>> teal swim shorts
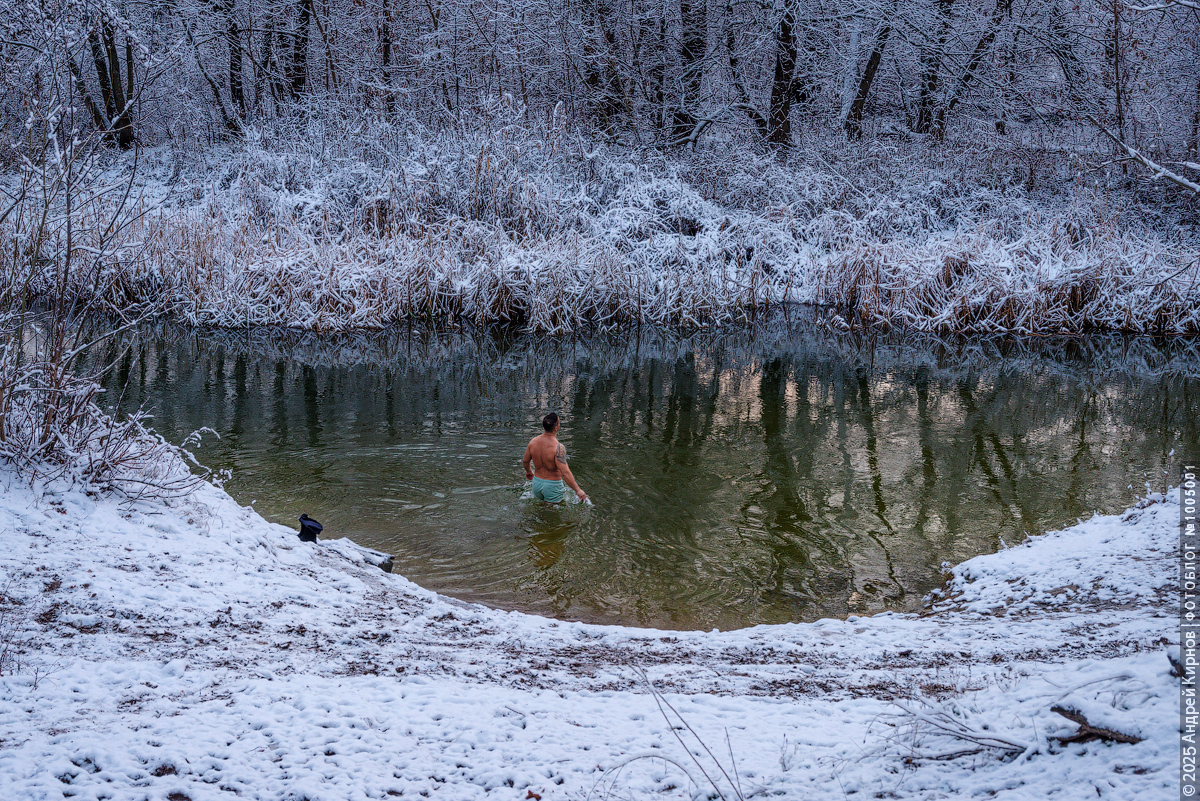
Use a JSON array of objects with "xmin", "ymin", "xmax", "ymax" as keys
[{"xmin": 532, "ymin": 476, "xmax": 565, "ymax": 503}]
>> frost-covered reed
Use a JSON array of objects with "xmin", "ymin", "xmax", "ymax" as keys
[
  {"xmin": 813, "ymin": 220, "xmax": 1199, "ymax": 334},
  {"xmin": 123, "ymin": 208, "xmax": 775, "ymax": 333},
  {"xmin": 2, "ymin": 111, "xmax": 1196, "ymax": 335}
]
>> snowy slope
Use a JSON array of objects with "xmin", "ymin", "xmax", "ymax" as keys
[{"xmin": 0, "ymin": 470, "xmax": 1178, "ymax": 800}]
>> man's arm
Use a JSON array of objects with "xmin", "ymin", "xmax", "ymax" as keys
[
  {"xmin": 556, "ymin": 443, "xmax": 587, "ymax": 501},
  {"xmin": 522, "ymin": 443, "xmax": 534, "ymax": 480}
]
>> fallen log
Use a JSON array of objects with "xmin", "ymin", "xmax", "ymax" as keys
[{"xmin": 1051, "ymin": 706, "xmax": 1142, "ymax": 745}]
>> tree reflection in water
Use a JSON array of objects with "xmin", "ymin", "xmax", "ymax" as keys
[{"xmin": 88, "ymin": 317, "xmax": 1200, "ymax": 630}]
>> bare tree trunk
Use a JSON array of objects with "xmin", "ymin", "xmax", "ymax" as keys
[
  {"xmin": 86, "ymin": 13, "xmax": 135, "ymax": 148},
  {"xmin": 1048, "ymin": 2, "xmax": 1087, "ymax": 110},
  {"xmin": 650, "ymin": 12, "xmax": 666, "ymax": 133},
  {"xmin": 844, "ymin": 21, "xmax": 890, "ymax": 139},
  {"xmin": 288, "ymin": 0, "xmax": 314, "ymax": 101},
  {"xmin": 671, "ymin": 0, "xmax": 706, "ymax": 142},
  {"xmin": 995, "ymin": 22, "xmax": 1018, "ymax": 134},
  {"xmin": 380, "ymin": 0, "xmax": 394, "ymax": 116},
  {"xmin": 310, "ymin": 1, "xmax": 339, "ymax": 93},
  {"xmin": 102, "ymin": 18, "xmax": 126, "ymax": 124},
  {"xmin": 767, "ymin": 2, "xmax": 798, "ymax": 146},
  {"xmin": 515, "ymin": 12, "xmax": 530, "ymax": 117},
  {"xmin": 581, "ymin": 0, "xmax": 625, "ymax": 132},
  {"xmin": 418, "ymin": 0, "xmax": 452, "ymax": 113},
  {"xmin": 184, "ymin": 16, "xmax": 240, "ymax": 135},
  {"xmin": 915, "ymin": 0, "xmax": 954, "ymax": 133},
  {"xmin": 125, "ymin": 36, "xmax": 134, "ymax": 106},
  {"xmin": 88, "ymin": 22, "xmax": 116, "ymax": 122},
  {"xmin": 255, "ymin": 20, "xmax": 279, "ymax": 112},
  {"xmin": 1111, "ymin": 0, "xmax": 1126, "ymax": 170},
  {"xmin": 726, "ymin": 2, "xmax": 769, "ymax": 139},
  {"xmin": 1191, "ymin": 72, "xmax": 1200, "ymax": 159},
  {"xmin": 225, "ymin": 0, "xmax": 246, "ymax": 119},
  {"xmin": 69, "ymin": 58, "xmax": 108, "ymax": 132},
  {"xmin": 937, "ymin": 0, "xmax": 1008, "ymax": 137},
  {"xmin": 790, "ymin": 23, "xmax": 817, "ymax": 110},
  {"xmin": 112, "ymin": 32, "xmax": 135, "ymax": 148}
]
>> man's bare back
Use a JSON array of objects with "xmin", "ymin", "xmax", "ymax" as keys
[
  {"xmin": 526, "ymin": 434, "xmax": 566, "ymax": 480},
  {"xmin": 522, "ymin": 413, "xmax": 587, "ymax": 503}
]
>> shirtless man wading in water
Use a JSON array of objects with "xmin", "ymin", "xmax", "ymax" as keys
[{"xmin": 522, "ymin": 412, "xmax": 587, "ymax": 504}]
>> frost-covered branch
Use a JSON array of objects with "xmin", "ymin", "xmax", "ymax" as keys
[
  {"xmin": 886, "ymin": 698, "xmax": 1034, "ymax": 759},
  {"xmin": 1086, "ymin": 114, "xmax": 1200, "ymax": 196},
  {"xmin": 1126, "ymin": 1, "xmax": 1199, "ymax": 10}
]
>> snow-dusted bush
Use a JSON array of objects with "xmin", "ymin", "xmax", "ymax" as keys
[
  {"xmin": 0, "ymin": 98, "xmax": 218, "ymax": 495},
  {"xmin": 813, "ymin": 218, "xmax": 1198, "ymax": 334},
  {"xmin": 0, "ymin": 312, "xmax": 217, "ymax": 495},
  {"xmin": 4, "ymin": 102, "xmax": 1196, "ymax": 334}
]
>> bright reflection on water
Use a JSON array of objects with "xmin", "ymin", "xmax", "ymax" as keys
[{"xmin": 89, "ymin": 320, "xmax": 1200, "ymax": 630}]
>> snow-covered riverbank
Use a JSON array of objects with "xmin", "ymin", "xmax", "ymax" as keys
[
  {"xmin": 0, "ymin": 471, "xmax": 1178, "ymax": 800},
  {"xmin": 5, "ymin": 135, "xmax": 1197, "ymax": 336}
]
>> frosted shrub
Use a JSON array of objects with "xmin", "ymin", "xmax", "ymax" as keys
[
  {"xmin": 0, "ymin": 96, "xmax": 220, "ymax": 495},
  {"xmin": 6, "ymin": 106, "xmax": 1196, "ymax": 335},
  {"xmin": 0, "ymin": 313, "xmax": 216, "ymax": 495},
  {"xmin": 599, "ymin": 174, "xmax": 718, "ymax": 242},
  {"xmin": 813, "ymin": 221, "xmax": 1198, "ymax": 334}
]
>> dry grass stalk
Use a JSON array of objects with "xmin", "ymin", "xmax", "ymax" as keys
[
  {"xmin": 815, "ymin": 223, "xmax": 1198, "ymax": 334},
  {"xmin": 3, "ymin": 117, "xmax": 1195, "ymax": 335}
]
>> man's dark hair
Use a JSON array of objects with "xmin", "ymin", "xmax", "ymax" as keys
[{"xmin": 542, "ymin": 412, "xmax": 559, "ymax": 432}]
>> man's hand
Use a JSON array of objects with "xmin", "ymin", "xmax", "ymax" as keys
[
  {"xmin": 525, "ymin": 469, "xmax": 534, "ymax": 480},
  {"xmin": 575, "ymin": 488, "xmax": 587, "ymax": 502}
]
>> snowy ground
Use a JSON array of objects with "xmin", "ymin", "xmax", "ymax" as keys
[{"xmin": 0, "ymin": 470, "xmax": 1179, "ymax": 800}]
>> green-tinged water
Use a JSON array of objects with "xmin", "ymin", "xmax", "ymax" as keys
[{"xmin": 88, "ymin": 321, "xmax": 1199, "ymax": 630}]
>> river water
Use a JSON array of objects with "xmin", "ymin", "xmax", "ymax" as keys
[{"xmin": 88, "ymin": 320, "xmax": 1199, "ymax": 630}]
